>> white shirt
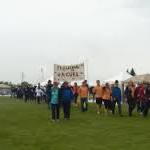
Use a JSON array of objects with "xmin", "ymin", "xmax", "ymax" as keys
[{"xmin": 36, "ymin": 88, "xmax": 43, "ymax": 97}]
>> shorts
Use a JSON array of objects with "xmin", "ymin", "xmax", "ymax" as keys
[
  {"xmin": 103, "ymin": 100, "xmax": 112, "ymax": 110},
  {"xmin": 96, "ymin": 98, "xmax": 102, "ymax": 105}
]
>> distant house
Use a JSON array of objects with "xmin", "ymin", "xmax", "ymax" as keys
[{"xmin": 0, "ymin": 84, "xmax": 11, "ymax": 96}]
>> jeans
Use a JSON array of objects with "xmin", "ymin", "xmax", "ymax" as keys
[
  {"xmin": 142, "ymin": 100, "xmax": 150, "ymax": 117},
  {"xmin": 62, "ymin": 101, "xmax": 71, "ymax": 119},
  {"xmin": 51, "ymin": 104, "xmax": 60, "ymax": 120},
  {"xmin": 81, "ymin": 98, "xmax": 88, "ymax": 112},
  {"xmin": 127, "ymin": 98, "xmax": 136, "ymax": 116},
  {"xmin": 74, "ymin": 93, "xmax": 78, "ymax": 104},
  {"xmin": 37, "ymin": 96, "xmax": 41, "ymax": 104},
  {"xmin": 112, "ymin": 98, "xmax": 122, "ymax": 115},
  {"xmin": 137, "ymin": 100, "xmax": 142, "ymax": 113}
]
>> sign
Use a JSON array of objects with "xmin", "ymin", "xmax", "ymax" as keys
[{"xmin": 54, "ymin": 63, "xmax": 85, "ymax": 82}]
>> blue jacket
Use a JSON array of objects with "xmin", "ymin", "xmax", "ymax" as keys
[
  {"xmin": 60, "ymin": 87, "xmax": 74, "ymax": 102},
  {"xmin": 112, "ymin": 87, "xmax": 122, "ymax": 102}
]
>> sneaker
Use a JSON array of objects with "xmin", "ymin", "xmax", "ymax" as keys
[
  {"xmin": 97, "ymin": 112, "xmax": 100, "ymax": 115},
  {"xmin": 140, "ymin": 112, "xmax": 143, "ymax": 115},
  {"xmin": 51, "ymin": 119, "xmax": 55, "ymax": 122}
]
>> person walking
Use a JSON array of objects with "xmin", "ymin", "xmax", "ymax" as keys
[
  {"xmin": 138, "ymin": 83, "xmax": 145, "ymax": 114},
  {"xmin": 125, "ymin": 81, "xmax": 136, "ymax": 116},
  {"xmin": 79, "ymin": 81, "xmax": 89, "ymax": 112},
  {"xmin": 50, "ymin": 81, "xmax": 60, "ymax": 122},
  {"xmin": 102, "ymin": 83, "xmax": 112, "ymax": 115},
  {"xmin": 36, "ymin": 83, "xmax": 43, "ymax": 104},
  {"xmin": 93, "ymin": 80, "xmax": 103, "ymax": 114},
  {"xmin": 46, "ymin": 80, "xmax": 53, "ymax": 105},
  {"xmin": 134, "ymin": 83, "xmax": 142, "ymax": 113},
  {"xmin": 73, "ymin": 82, "xmax": 79, "ymax": 106},
  {"xmin": 143, "ymin": 83, "xmax": 150, "ymax": 117},
  {"xmin": 112, "ymin": 80, "xmax": 122, "ymax": 116},
  {"xmin": 60, "ymin": 82, "xmax": 74, "ymax": 120}
]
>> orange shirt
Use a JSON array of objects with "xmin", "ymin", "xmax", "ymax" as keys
[
  {"xmin": 79, "ymin": 86, "xmax": 89, "ymax": 98},
  {"xmin": 73, "ymin": 86, "xmax": 79, "ymax": 94},
  {"xmin": 93, "ymin": 85, "xmax": 103, "ymax": 98},
  {"xmin": 102, "ymin": 87, "xmax": 112, "ymax": 100}
]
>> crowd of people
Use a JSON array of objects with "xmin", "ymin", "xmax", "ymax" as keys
[
  {"xmin": 10, "ymin": 79, "xmax": 150, "ymax": 122},
  {"xmin": 10, "ymin": 82, "xmax": 52, "ymax": 103}
]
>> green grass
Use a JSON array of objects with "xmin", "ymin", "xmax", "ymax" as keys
[{"xmin": 0, "ymin": 97, "xmax": 150, "ymax": 150}]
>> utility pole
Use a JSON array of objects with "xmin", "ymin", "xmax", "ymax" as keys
[
  {"xmin": 21, "ymin": 72, "xmax": 25, "ymax": 83},
  {"xmin": 41, "ymin": 67, "xmax": 44, "ymax": 82},
  {"xmin": 85, "ymin": 58, "xmax": 89, "ymax": 82}
]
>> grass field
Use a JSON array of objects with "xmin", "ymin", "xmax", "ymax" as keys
[{"xmin": 0, "ymin": 97, "xmax": 150, "ymax": 150}]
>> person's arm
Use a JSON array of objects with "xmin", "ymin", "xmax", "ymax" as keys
[
  {"xmin": 124, "ymin": 87, "xmax": 128, "ymax": 98},
  {"xmin": 112, "ymin": 88, "xmax": 114, "ymax": 99},
  {"xmin": 71, "ymin": 89, "xmax": 74, "ymax": 101},
  {"xmin": 92, "ymin": 87, "xmax": 96, "ymax": 94},
  {"xmin": 78, "ymin": 87, "xmax": 81, "ymax": 97},
  {"xmin": 119, "ymin": 88, "xmax": 122, "ymax": 102},
  {"xmin": 110, "ymin": 89, "xmax": 112, "ymax": 100},
  {"xmin": 58, "ymin": 89, "xmax": 62, "ymax": 105}
]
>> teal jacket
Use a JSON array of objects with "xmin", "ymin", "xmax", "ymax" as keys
[{"xmin": 50, "ymin": 87, "xmax": 60, "ymax": 105}]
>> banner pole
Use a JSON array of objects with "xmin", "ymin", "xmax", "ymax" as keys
[{"xmin": 86, "ymin": 58, "xmax": 89, "ymax": 82}]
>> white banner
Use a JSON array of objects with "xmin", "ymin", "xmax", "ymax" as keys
[{"xmin": 54, "ymin": 63, "xmax": 85, "ymax": 82}]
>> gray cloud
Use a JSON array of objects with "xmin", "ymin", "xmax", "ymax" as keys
[{"xmin": 0, "ymin": 0, "xmax": 150, "ymax": 83}]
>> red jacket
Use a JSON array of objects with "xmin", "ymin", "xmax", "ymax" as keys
[
  {"xmin": 138, "ymin": 86, "xmax": 145, "ymax": 101},
  {"xmin": 135, "ymin": 86, "xmax": 141, "ymax": 99}
]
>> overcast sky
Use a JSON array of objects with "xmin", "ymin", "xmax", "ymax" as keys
[{"xmin": 0, "ymin": 0, "xmax": 150, "ymax": 83}]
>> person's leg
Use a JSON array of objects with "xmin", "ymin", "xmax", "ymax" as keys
[
  {"xmin": 143, "ymin": 101, "xmax": 148, "ymax": 117},
  {"xmin": 108, "ymin": 101, "xmax": 113, "ymax": 113},
  {"xmin": 65, "ymin": 102, "xmax": 69, "ymax": 119},
  {"xmin": 99, "ymin": 99, "xmax": 102, "ymax": 112},
  {"xmin": 128, "ymin": 100, "xmax": 132, "ymax": 116},
  {"xmin": 81, "ymin": 98, "xmax": 84, "ymax": 112},
  {"xmin": 37, "ymin": 96, "xmax": 40, "ymax": 104},
  {"xmin": 130, "ymin": 101, "xmax": 134, "ymax": 116},
  {"xmin": 39, "ymin": 96, "xmax": 41, "ymax": 104},
  {"xmin": 105, "ymin": 101, "xmax": 109, "ymax": 113},
  {"xmin": 51, "ymin": 104, "xmax": 55, "ymax": 121},
  {"xmin": 74, "ymin": 94, "xmax": 78, "ymax": 104},
  {"xmin": 137, "ymin": 100, "xmax": 141, "ymax": 113},
  {"xmin": 96, "ymin": 98, "xmax": 100, "ymax": 114},
  {"xmin": 104, "ymin": 101, "xmax": 107, "ymax": 110},
  {"xmin": 141, "ymin": 101, "xmax": 145, "ymax": 113},
  {"xmin": 147, "ymin": 101, "xmax": 150, "ymax": 116},
  {"xmin": 82, "ymin": 98, "xmax": 85, "ymax": 112},
  {"xmin": 103, "ymin": 100, "xmax": 108, "ymax": 114},
  {"xmin": 130, "ymin": 99, "xmax": 136, "ymax": 116},
  {"xmin": 26, "ymin": 95, "xmax": 28, "ymax": 102},
  {"xmin": 117, "ymin": 100, "xmax": 122, "ymax": 115},
  {"xmin": 93, "ymin": 94, "xmax": 95, "ymax": 102},
  {"xmin": 97, "ymin": 98, "xmax": 102, "ymax": 114},
  {"xmin": 36, "ymin": 97, "xmax": 38, "ymax": 103},
  {"xmin": 112, "ymin": 100, "xmax": 116, "ymax": 115},
  {"xmin": 63, "ymin": 102, "xmax": 67, "ymax": 119},
  {"xmin": 133, "ymin": 100, "xmax": 136, "ymax": 110},
  {"xmin": 74, "ymin": 94, "xmax": 76, "ymax": 104},
  {"xmin": 56, "ymin": 104, "xmax": 60, "ymax": 120},
  {"xmin": 85, "ymin": 98, "xmax": 88, "ymax": 111},
  {"xmin": 25, "ymin": 96, "xmax": 27, "ymax": 103},
  {"xmin": 67, "ymin": 102, "xmax": 71, "ymax": 119}
]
